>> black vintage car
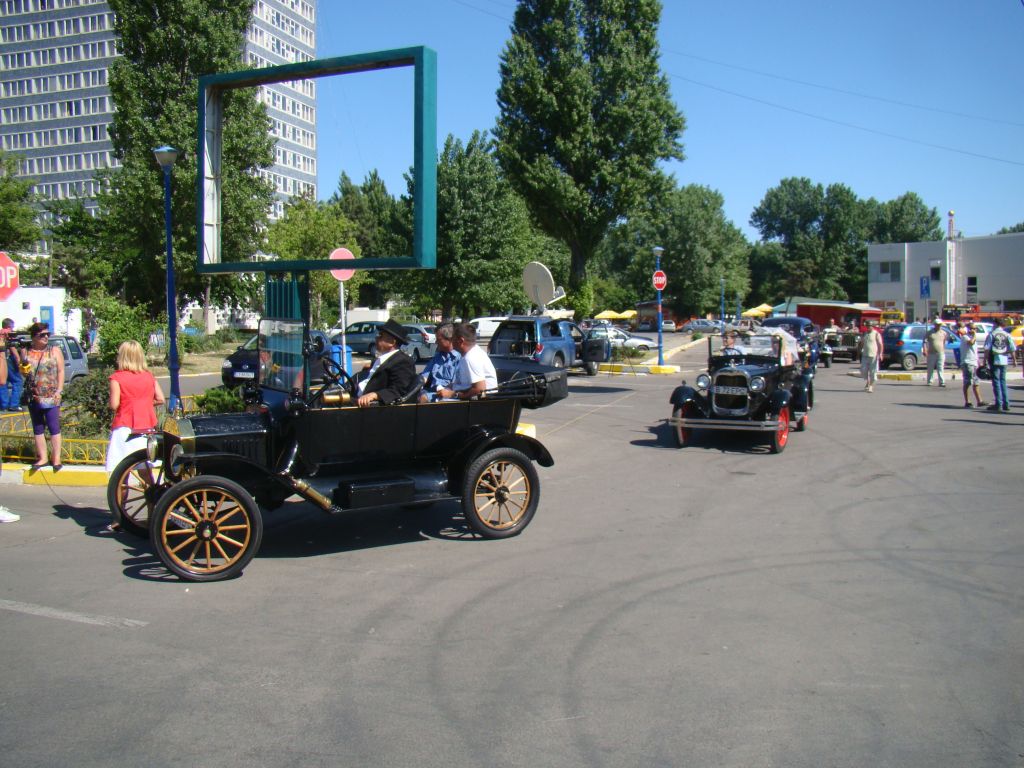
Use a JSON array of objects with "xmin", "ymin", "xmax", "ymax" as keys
[
  {"xmin": 667, "ymin": 329, "xmax": 814, "ymax": 453},
  {"xmin": 107, "ymin": 318, "xmax": 567, "ymax": 582}
]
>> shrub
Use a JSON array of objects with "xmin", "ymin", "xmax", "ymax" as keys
[
  {"xmin": 692, "ymin": 332, "xmax": 704, "ymax": 341},
  {"xmin": 193, "ymin": 386, "xmax": 245, "ymax": 414},
  {"xmin": 62, "ymin": 366, "xmax": 114, "ymax": 438}
]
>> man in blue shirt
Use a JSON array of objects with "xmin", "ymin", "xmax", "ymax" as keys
[
  {"xmin": 984, "ymin": 317, "xmax": 1017, "ymax": 412},
  {"xmin": 419, "ymin": 323, "xmax": 461, "ymax": 402}
]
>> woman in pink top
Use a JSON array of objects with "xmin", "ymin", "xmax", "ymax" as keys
[{"xmin": 105, "ymin": 340, "xmax": 165, "ymax": 473}]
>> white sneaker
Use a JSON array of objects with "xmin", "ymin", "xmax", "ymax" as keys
[{"xmin": 0, "ymin": 507, "xmax": 20, "ymax": 523}]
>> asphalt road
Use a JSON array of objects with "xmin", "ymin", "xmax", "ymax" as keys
[{"xmin": 2, "ymin": 354, "xmax": 1022, "ymax": 767}]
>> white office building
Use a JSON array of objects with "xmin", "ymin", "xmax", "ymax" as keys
[
  {"xmin": 0, "ymin": 0, "xmax": 316, "ymax": 241},
  {"xmin": 868, "ymin": 232, "xmax": 1024, "ymax": 321}
]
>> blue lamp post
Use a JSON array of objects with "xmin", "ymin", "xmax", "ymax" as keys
[
  {"xmin": 653, "ymin": 246, "xmax": 665, "ymax": 366},
  {"xmin": 720, "ymin": 277, "xmax": 726, "ymax": 330},
  {"xmin": 153, "ymin": 145, "xmax": 181, "ymax": 413}
]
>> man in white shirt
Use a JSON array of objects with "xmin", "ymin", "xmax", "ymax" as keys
[{"xmin": 439, "ymin": 323, "xmax": 497, "ymax": 400}]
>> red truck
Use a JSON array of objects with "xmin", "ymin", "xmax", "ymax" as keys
[{"xmin": 796, "ymin": 302, "xmax": 882, "ymax": 331}]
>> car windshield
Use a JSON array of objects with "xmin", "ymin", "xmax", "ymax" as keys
[
  {"xmin": 710, "ymin": 330, "xmax": 799, "ymax": 362},
  {"xmin": 258, "ymin": 318, "xmax": 306, "ymax": 393}
]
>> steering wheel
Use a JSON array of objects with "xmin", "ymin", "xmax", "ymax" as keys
[{"xmin": 321, "ymin": 356, "xmax": 357, "ymax": 395}]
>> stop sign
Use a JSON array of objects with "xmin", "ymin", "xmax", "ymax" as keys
[
  {"xmin": 0, "ymin": 251, "xmax": 20, "ymax": 301},
  {"xmin": 329, "ymin": 247, "xmax": 355, "ymax": 281},
  {"xmin": 652, "ymin": 269, "xmax": 667, "ymax": 291}
]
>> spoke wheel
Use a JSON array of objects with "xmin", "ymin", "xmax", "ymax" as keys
[
  {"xmin": 461, "ymin": 448, "xmax": 539, "ymax": 538},
  {"xmin": 770, "ymin": 405, "xmax": 791, "ymax": 454},
  {"xmin": 672, "ymin": 404, "xmax": 695, "ymax": 448},
  {"xmin": 107, "ymin": 450, "xmax": 166, "ymax": 538},
  {"xmin": 150, "ymin": 476, "xmax": 262, "ymax": 582}
]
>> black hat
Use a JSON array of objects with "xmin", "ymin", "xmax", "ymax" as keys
[{"xmin": 379, "ymin": 318, "xmax": 410, "ymax": 346}]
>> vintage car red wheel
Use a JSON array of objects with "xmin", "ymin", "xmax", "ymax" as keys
[
  {"xmin": 107, "ymin": 450, "xmax": 166, "ymax": 538},
  {"xmin": 671, "ymin": 404, "xmax": 695, "ymax": 448},
  {"xmin": 150, "ymin": 476, "xmax": 263, "ymax": 582},
  {"xmin": 461, "ymin": 448, "xmax": 538, "ymax": 538},
  {"xmin": 770, "ymin": 406, "xmax": 790, "ymax": 454}
]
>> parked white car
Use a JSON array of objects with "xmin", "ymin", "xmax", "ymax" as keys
[{"xmin": 470, "ymin": 316, "xmax": 507, "ymax": 338}]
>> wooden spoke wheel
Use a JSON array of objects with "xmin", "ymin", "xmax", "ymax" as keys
[
  {"xmin": 150, "ymin": 476, "xmax": 263, "ymax": 582},
  {"xmin": 770, "ymin": 405, "xmax": 791, "ymax": 454},
  {"xmin": 671, "ymin": 404, "xmax": 695, "ymax": 448},
  {"xmin": 461, "ymin": 448, "xmax": 538, "ymax": 538},
  {"xmin": 106, "ymin": 450, "xmax": 166, "ymax": 538}
]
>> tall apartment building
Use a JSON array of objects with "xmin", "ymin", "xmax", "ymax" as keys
[{"xmin": 0, "ymin": 0, "xmax": 316, "ymax": 245}]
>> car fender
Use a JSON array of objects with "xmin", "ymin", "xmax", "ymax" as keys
[
  {"xmin": 788, "ymin": 373, "xmax": 813, "ymax": 411},
  {"xmin": 184, "ymin": 452, "xmax": 285, "ymax": 487},
  {"xmin": 768, "ymin": 389, "xmax": 792, "ymax": 413},
  {"xmin": 447, "ymin": 429, "xmax": 553, "ymax": 491},
  {"xmin": 669, "ymin": 384, "xmax": 700, "ymax": 407}
]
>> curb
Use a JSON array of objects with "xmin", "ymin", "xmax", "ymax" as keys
[{"xmin": 598, "ymin": 336, "xmax": 704, "ymax": 376}]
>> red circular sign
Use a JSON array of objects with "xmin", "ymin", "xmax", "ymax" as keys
[
  {"xmin": 330, "ymin": 248, "xmax": 355, "ymax": 281},
  {"xmin": 652, "ymin": 269, "xmax": 667, "ymax": 291},
  {"xmin": 0, "ymin": 251, "xmax": 20, "ymax": 301}
]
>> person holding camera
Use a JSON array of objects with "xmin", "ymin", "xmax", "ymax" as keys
[
  {"xmin": 0, "ymin": 318, "xmax": 24, "ymax": 412},
  {"xmin": 19, "ymin": 322, "xmax": 65, "ymax": 470}
]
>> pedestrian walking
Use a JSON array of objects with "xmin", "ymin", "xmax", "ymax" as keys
[
  {"xmin": 957, "ymin": 324, "xmax": 987, "ymax": 408},
  {"xmin": 923, "ymin": 318, "xmax": 946, "ymax": 386},
  {"xmin": 984, "ymin": 318, "xmax": 1016, "ymax": 412},
  {"xmin": 859, "ymin": 322, "xmax": 883, "ymax": 392}
]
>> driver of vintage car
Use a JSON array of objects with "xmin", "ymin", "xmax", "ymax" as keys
[
  {"xmin": 356, "ymin": 319, "xmax": 418, "ymax": 407},
  {"xmin": 721, "ymin": 331, "xmax": 743, "ymax": 355}
]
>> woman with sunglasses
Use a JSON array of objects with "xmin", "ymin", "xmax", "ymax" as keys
[{"xmin": 18, "ymin": 322, "xmax": 65, "ymax": 470}]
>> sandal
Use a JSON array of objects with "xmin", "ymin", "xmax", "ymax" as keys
[
  {"xmin": 30, "ymin": 462, "xmax": 48, "ymax": 470},
  {"xmin": 51, "ymin": 463, "xmax": 63, "ymax": 472}
]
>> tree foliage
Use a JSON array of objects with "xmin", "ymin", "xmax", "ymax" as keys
[
  {"xmin": 997, "ymin": 221, "xmax": 1024, "ymax": 235},
  {"xmin": 101, "ymin": 0, "xmax": 274, "ymax": 317},
  {"xmin": 495, "ymin": 0, "xmax": 684, "ymax": 289},
  {"xmin": 0, "ymin": 149, "xmax": 42, "ymax": 251},
  {"xmin": 265, "ymin": 196, "xmax": 364, "ymax": 328},
  {"xmin": 601, "ymin": 183, "xmax": 749, "ymax": 317}
]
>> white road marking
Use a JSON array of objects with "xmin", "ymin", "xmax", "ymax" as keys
[{"xmin": 0, "ymin": 599, "xmax": 148, "ymax": 629}]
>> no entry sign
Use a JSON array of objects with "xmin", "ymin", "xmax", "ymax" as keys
[
  {"xmin": 652, "ymin": 269, "xmax": 667, "ymax": 292},
  {"xmin": 0, "ymin": 251, "xmax": 20, "ymax": 301},
  {"xmin": 330, "ymin": 248, "xmax": 355, "ymax": 281}
]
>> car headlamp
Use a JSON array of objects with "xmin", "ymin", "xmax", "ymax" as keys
[
  {"xmin": 695, "ymin": 373, "xmax": 711, "ymax": 390},
  {"xmin": 221, "ymin": 359, "xmax": 232, "ymax": 368},
  {"xmin": 749, "ymin": 376, "xmax": 766, "ymax": 393},
  {"xmin": 168, "ymin": 443, "xmax": 185, "ymax": 477},
  {"xmin": 146, "ymin": 433, "xmax": 161, "ymax": 462}
]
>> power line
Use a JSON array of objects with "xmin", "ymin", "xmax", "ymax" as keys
[
  {"xmin": 662, "ymin": 47, "xmax": 1024, "ymax": 129},
  {"xmin": 669, "ymin": 72, "xmax": 1024, "ymax": 167}
]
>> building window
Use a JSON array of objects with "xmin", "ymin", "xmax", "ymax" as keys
[
  {"xmin": 869, "ymin": 261, "xmax": 901, "ymax": 283},
  {"xmin": 930, "ymin": 266, "xmax": 941, "ymax": 281}
]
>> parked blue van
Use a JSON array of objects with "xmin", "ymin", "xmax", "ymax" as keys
[{"xmin": 882, "ymin": 323, "xmax": 960, "ymax": 370}]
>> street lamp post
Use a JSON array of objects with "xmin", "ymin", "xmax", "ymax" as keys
[
  {"xmin": 653, "ymin": 246, "xmax": 664, "ymax": 366},
  {"xmin": 153, "ymin": 145, "xmax": 180, "ymax": 413},
  {"xmin": 720, "ymin": 277, "xmax": 726, "ymax": 330}
]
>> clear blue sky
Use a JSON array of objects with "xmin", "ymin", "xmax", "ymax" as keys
[{"xmin": 315, "ymin": 0, "xmax": 1023, "ymax": 242}]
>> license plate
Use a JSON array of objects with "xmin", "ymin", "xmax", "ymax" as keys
[
  {"xmin": 713, "ymin": 385, "xmax": 746, "ymax": 396},
  {"xmin": 234, "ymin": 371, "xmax": 256, "ymax": 379}
]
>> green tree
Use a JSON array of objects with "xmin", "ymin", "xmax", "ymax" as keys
[
  {"xmin": 101, "ymin": 0, "xmax": 275, "ymax": 317},
  {"xmin": 265, "ymin": 196, "xmax": 364, "ymax": 328},
  {"xmin": 602, "ymin": 184, "xmax": 749, "ymax": 317},
  {"xmin": 0, "ymin": 149, "xmax": 42, "ymax": 251},
  {"xmin": 997, "ymin": 222, "xmax": 1024, "ymax": 234},
  {"xmin": 44, "ymin": 200, "xmax": 113, "ymax": 301},
  {"xmin": 495, "ymin": 0, "xmax": 685, "ymax": 290},
  {"xmin": 398, "ymin": 132, "xmax": 555, "ymax": 319}
]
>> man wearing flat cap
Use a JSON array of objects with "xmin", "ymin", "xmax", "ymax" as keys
[{"xmin": 356, "ymin": 319, "xmax": 418, "ymax": 407}]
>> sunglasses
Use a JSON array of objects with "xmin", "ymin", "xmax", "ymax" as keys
[{"xmin": 35, "ymin": 332, "xmax": 50, "ymax": 338}]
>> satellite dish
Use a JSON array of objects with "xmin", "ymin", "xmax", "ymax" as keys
[{"xmin": 523, "ymin": 262, "xmax": 566, "ymax": 310}]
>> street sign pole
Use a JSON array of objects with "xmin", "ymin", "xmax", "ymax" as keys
[{"xmin": 652, "ymin": 247, "xmax": 665, "ymax": 366}]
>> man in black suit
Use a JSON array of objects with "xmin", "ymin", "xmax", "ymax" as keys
[{"xmin": 356, "ymin": 319, "xmax": 418, "ymax": 407}]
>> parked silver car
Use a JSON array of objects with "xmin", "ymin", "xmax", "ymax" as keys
[
  {"xmin": 401, "ymin": 324, "xmax": 436, "ymax": 362},
  {"xmin": 50, "ymin": 334, "xmax": 89, "ymax": 381},
  {"xmin": 586, "ymin": 326, "xmax": 657, "ymax": 352}
]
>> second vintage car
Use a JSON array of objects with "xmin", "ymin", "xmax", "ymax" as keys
[{"xmin": 667, "ymin": 328, "xmax": 814, "ymax": 454}]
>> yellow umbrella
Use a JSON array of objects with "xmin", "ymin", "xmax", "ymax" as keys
[
  {"xmin": 594, "ymin": 310, "xmax": 621, "ymax": 320},
  {"xmin": 619, "ymin": 309, "xmax": 637, "ymax": 318},
  {"xmin": 741, "ymin": 307, "xmax": 766, "ymax": 318}
]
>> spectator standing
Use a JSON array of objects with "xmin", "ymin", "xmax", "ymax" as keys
[
  {"xmin": 439, "ymin": 323, "xmax": 497, "ymax": 400},
  {"xmin": 957, "ymin": 324, "xmax": 987, "ymax": 408},
  {"xmin": 923, "ymin": 319, "xmax": 947, "ymax": 386},
  {"xmin": 419, "ymin": 323, "xmax": 461, "ymax": 403},
  {"xmin": 106, "ymin": 341, "xmax": 165, "ymax": 473},
  {"xmin": 19, "ymin": 322, "xmax": 64, "ymax": 470},
  {"xmin": 984, "ymin": 318, "xmax": 1016, "ymax": 412},
  {"xmin": 859, "ymin": 322, "xmax": 883, "ymax": 393},
  {"xmin": 0, "ymin": 318, "xmax": 24, "ymax": 411},
  {"xmin": 0, "ymin": 338, "xmax": 17, "ymax": 522}
]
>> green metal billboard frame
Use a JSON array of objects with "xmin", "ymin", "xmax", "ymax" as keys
[{"xmin": 197, "ymin": 46, "xmax": 436, "ymax": 274}]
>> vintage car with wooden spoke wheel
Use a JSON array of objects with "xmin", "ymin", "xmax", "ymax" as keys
[
  {"xmin": 135, "ymin": 317, "xmax": 567, "ymax": 582},
  {"xmin": 106, "ymin": 446, "xmax": 168, "ymax": 538},
  {"xmin": 666, "ymin": 329, "xmax": 814, "ymax": 454}
]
